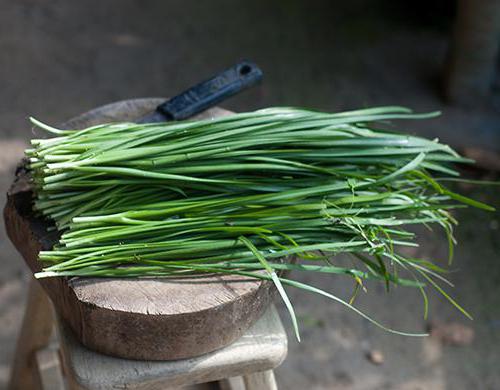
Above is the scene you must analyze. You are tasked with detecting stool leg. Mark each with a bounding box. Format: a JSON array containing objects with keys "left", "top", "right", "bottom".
[
  {"left": 36, "top": 348, "right": 66, "bottom": 390},
  {"left": 242, "top": 370, "right": 277, "bottom": 390},
  {"left": 219, "top": 376, "right": 245, "bottom": 390},
  {"left": 8, "top": 278, "right": 54, "bottom": 390}
]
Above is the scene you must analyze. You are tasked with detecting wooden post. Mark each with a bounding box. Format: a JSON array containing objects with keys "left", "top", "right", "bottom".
[
  {"left": 444, "top": 0, "right": 500, "bottom": 105},
  {"left": 8, "top": 278, "right": 54, "bottom": 390}
]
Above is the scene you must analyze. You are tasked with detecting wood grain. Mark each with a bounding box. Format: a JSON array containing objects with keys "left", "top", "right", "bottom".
[
  {"left": 4, "top": 99, "right": 277, "bottom": 360},
  {"left": 59, "top": 305, "right": 287, "bottom": 390}
]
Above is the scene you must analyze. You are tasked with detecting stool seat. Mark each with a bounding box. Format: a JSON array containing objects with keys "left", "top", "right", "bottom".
[{"left": 58, "top": 306, "right": 287, "bottom": 390}]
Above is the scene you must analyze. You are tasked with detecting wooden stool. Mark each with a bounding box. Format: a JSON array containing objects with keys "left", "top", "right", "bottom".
[
  {"left": 5, "top": 99, "right": 288, "bottom": 389},
  {"left": 9, "top": 279, "right": 287, "bottom": 390}
]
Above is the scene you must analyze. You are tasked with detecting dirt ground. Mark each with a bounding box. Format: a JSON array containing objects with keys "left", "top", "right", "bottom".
[{"left": 0, "top": 1, "right": 499, "bottom": 389}]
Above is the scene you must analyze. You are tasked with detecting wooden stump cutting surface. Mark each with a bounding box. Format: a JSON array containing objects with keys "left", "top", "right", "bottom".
[{"left": 4, "top": 99, "right": 275, "bottom": 360}]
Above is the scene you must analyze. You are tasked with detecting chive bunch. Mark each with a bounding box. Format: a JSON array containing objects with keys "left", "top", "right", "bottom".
[{"left": 26, "top": 106, "right": 492, "bottom": 337}]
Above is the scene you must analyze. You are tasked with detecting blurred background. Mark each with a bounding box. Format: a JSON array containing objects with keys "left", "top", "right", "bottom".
[{"left": 1, "top": 1, "right": 499, "bottom": 389}]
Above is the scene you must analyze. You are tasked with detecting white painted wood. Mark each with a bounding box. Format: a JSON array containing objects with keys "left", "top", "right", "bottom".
[
  {"left": 58, "top": 305, "right": 287, "bottom": 390},
  {"left": 242, "top": 370, "right": 277, "bottom": 390}
]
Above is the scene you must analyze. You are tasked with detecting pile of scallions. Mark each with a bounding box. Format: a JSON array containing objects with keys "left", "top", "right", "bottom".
[{"left": 26, "top": 106, "right": 493, "bottom": 338}]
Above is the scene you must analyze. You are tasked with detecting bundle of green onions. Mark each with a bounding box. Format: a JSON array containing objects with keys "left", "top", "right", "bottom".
[{"left": 26, "top": 106, "right": 493, "bottom": 337}]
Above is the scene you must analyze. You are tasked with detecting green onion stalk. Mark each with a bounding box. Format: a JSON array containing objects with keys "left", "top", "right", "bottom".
[{"left": 25, "top": 106, "right": 494, "bottom": 339}]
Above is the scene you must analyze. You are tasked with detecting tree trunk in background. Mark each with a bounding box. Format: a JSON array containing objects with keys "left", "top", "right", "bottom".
[{"left": 444, "top": 0, "right": 500, "bottom": 106}]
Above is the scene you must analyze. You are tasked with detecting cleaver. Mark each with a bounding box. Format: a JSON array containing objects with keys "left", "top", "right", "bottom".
[{"left": 137, "top": 60, "right": 263, "bottom": 124}]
